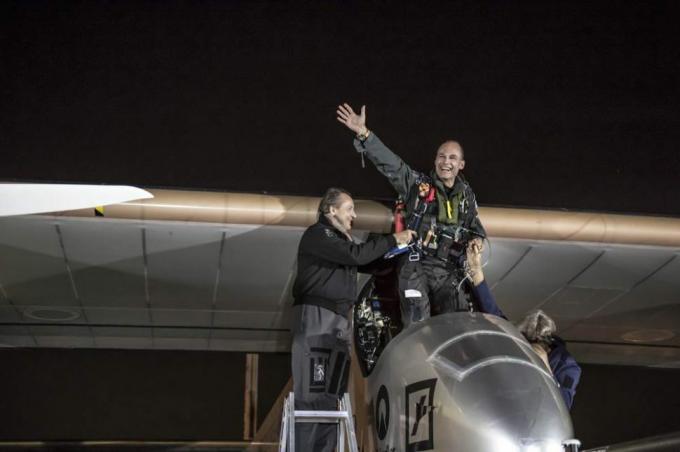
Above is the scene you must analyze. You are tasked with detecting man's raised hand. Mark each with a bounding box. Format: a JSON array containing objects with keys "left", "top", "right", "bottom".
[{"left": 336, "top": 103, "right": 367, "bottom": 135}]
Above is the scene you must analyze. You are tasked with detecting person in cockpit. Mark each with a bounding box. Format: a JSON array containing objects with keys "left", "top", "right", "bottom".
[{"left": 337, "top": 103, "right": 485, "bottom": 328}]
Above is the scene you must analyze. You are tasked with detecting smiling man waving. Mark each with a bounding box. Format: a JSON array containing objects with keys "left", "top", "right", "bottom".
[{"left": 337, "top": 103, "right": 486, "bottom": 327}]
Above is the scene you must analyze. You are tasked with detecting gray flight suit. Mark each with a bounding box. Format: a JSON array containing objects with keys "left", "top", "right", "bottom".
[
  {"left": 354, "top": 132, "right": 485, "bottom": 327},
  {"left": 398, "top": 258, "right": 468, "bottom": 327}
]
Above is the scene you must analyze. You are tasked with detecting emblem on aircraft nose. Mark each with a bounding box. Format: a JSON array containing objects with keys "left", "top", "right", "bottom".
[
  {"left": 376, "top": 385, "right": 390, "bottom": 440},
  {"left": 405, "top": 378, "right": 437, "bottom": 452}
]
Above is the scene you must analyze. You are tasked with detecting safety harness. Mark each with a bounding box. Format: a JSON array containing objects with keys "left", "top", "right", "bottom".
[{"left": 386, "top": 174, "right": 484, "bottom": 265}]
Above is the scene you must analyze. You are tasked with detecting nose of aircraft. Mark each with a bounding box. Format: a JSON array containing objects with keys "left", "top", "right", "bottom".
[
  {"left": 435, "top": 360, "right": 571, "bottom": 451},
  {"left": 367, "top": 312, "right": 574, "bottom": 452},
  {"left": 426, "top": 317, "right": 573, "bottom": 451}
]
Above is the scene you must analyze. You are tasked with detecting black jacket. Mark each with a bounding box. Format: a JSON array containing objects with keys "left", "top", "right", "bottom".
[{"left": 292, "top": 216, "right": 397, "bottom": 317}]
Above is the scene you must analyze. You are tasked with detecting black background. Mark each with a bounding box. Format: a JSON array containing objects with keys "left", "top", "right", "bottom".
[{"left": 2, "top": 1, "right": 679, "bottom": 215}]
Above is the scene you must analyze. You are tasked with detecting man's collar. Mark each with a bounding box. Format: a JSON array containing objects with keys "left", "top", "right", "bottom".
[
  {"left": 430, "top": 170, "right": 465, "bottom": 194},
  {"left": 319, "top": 214, "right": 351, "bottom": 240},
  {"left": 319, "top": 214, "right": 334, "bottom": 228}
]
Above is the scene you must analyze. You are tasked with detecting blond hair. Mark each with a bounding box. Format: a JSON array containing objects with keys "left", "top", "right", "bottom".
[{"left": 518, "top": 310, "right": 556, "bottom": 346}]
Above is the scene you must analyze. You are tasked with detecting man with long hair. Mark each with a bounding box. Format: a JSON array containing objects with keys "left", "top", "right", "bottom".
[{"left": 291, "top": 187, "right": 414, "bottom": 451}]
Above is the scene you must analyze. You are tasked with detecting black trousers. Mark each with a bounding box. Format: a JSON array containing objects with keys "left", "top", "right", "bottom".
[
  {"left": 290, "top": 304, "right": 351, "bottom": 452},
  {"left": 398, "top": 257, "right": 468, "bottom": 327}
]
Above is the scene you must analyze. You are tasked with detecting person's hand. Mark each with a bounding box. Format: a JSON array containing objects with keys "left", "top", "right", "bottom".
[
  {"left": 336, "top": 103, "right": 368, "bottom": 135},
  {"left": 471, "top": 237, "right": 484, "bottom": 252},
  {"left": 393, "top": 229, "right": 416, "bottom": 246},
  {"left": 466, "top": 240, "right": 483, "bottom": 272},
  {"left": 466, "top": 240, "right": 484, "bottom": 286}
]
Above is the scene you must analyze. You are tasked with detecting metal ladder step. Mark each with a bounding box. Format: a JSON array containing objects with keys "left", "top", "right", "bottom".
[{"left": 279, "top": 392, "right": 359, "bottom": 452}]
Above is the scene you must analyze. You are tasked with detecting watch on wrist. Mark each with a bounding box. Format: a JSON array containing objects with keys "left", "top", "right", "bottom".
[{"left": 356, "top": 129, "right": 371, "bottom": 141}]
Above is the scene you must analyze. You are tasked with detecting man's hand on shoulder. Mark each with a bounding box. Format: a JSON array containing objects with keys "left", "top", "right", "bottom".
[
  {"left": 337, "top": 103, "right": 368, "bottom": 136},
  {"left": 393, "top": 229, "right": 416, "bottom": 246}
]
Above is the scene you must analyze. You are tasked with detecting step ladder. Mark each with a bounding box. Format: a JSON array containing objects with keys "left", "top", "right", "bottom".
[{"left": 279, "top": 391, "right": 359, "bottom": 452}]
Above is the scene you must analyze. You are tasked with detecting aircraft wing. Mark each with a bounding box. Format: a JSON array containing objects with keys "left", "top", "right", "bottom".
[
  {"left": 0, "top": 183, "right": 153, "bottom": 217},
  {"left": 0, "top": 188, "right": 679, "bottom": 368}
]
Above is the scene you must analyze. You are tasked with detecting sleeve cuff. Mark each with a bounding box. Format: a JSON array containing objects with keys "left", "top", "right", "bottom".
[{"left": 354, "top": 131, "right": 376, "bottom": 149}]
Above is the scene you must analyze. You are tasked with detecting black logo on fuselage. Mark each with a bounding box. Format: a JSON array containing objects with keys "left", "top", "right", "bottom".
[
  {"left": 375, "top": 385, "right": 390, "bottom": 440},
  {"left": 405, "top": 378, "right": 437, "bottom": 452},
  {"left": 411, "top": 395, "right": 428, "bottom": 436}
]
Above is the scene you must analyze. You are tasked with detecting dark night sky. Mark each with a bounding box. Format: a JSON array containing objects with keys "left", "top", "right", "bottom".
[{"left": 1, "top": 1, "right": 679, "bottom": 216}]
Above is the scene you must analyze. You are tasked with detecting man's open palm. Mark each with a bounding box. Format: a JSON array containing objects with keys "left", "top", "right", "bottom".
[{"left": 336, "top": 103, "right": 366, "bottom": 134}]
